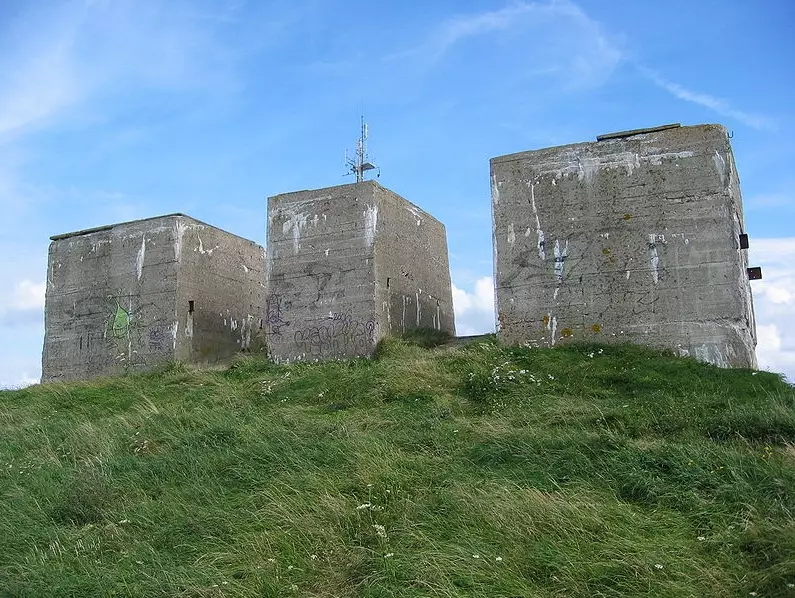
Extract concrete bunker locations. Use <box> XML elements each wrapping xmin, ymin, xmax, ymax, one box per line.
<box><xmin>42</xmin><ymin>214</ymin><xmax>266</xmax><ymax>382</ymax></box>
<box><xmin>265</xmin><ymin>180</ymin><xmax>456</xmax><ymax>362</ymax></box>
<box><xmin>490</xmin><ymin>123</ymin><xmax>757</xmax><ymax>368</ymax></box>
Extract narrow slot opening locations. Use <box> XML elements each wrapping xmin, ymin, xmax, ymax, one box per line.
<box><xmin>188</xmin><ymin>300</ymin><xmax>195</xmax><ymax>313</ymax></box>
<box><xmin>386</xmin><ymin>277</ymin><xmax>391</xmax><ymax>288</ymax></box>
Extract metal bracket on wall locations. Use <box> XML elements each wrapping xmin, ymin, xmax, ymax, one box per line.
<box><xmin>739</xmin><ymin>233</ymin><xmax>749</xmax><ymax>249</ymax></box>
<box><xmin>747</xmin><ymin>267</ymin><xmax>762</xmax><ymax>280</ymax></box>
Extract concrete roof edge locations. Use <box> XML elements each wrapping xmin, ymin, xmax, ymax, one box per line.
<box><xmin>268</xmin><ymin>179</ymin><xmax>378</xmax><ymax>201</ymax></box>
<box><xmin>489</xmin><ymin>123</ymin><xmax>726</xmax><ymax>165</ymax></box>
<box><xmin>50</xmin><ymin>213</ymin><xmax>263</xmax><ymax>249</ymax></box>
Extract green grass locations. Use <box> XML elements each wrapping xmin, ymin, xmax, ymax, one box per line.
<box><xmin>1</xmin><ymin>337</ymin><xmax>793</xmax><ymax>597</ymax></box>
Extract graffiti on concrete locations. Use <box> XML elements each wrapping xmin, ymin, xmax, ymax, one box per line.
<box><xmin>105</xmin><ymin>293</ymin><xmax>167</xmax><ymax>368</ymax></box>
<box><xmin>265</xmin><ymin>294</ymin><xmax>290</xmax><ymax>338</ymax></box>
<box><xmin>294</xmin><ymin>312</ymin><xmax>376</xmax><ymax>357</ymax></box>
<box><xmin>148</xmin><ymin>326</ymin><xmax>166</xmax><ymax>350</ymax></box>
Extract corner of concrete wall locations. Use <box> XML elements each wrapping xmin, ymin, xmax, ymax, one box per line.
<box><xmin>42</xmin><ymin>216</ymin><xmax>182</xmax><ymax>382</ymax></box>
<box><xmin>372</xmin><ymin>185</ymin><xmax>456</xmax><ymax>338</ymax></box>
<box><xmin>174</xmin><ymin>215</ymin><xmax>267</xmax><ymax>365</ymax></box>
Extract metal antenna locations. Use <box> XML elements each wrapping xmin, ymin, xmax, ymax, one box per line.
<box><xmin>345</xmin><ymin>115</ymin><xmax>378</xmax><ymax>182</ymax></box>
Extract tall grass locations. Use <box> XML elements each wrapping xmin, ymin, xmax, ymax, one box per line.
<box><xmin>0</xmin><ymin>339</ymin><xmax>793</xmax><ymax>597</ymax></box>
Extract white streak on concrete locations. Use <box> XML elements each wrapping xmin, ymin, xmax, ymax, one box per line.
<box><xmin>491</xmin><ymin>174</ymin><xmax>500</xmax><ymax>205</ymax></box>
<box><xmin>507</xmin><ymin>224</ymin><xmax>516</xmax><ymax>245</ymax></box>
<box><xmin>364</xmin><ymin>205</ymin><xmax>378</xmax><ymax>246</ymax></box>
<box><xmin>626</xmin><ymin>270</ymin><xmax>631</xmax><ymax>280</ymax></box>
<box><xmin>185</xmin><ymin>312</ymin><xmax>193</xmax><ymax>338</ymax></box>
<box><xmin>404</xmin><ymin>204</ymin><xmax>424</xmax><ymax>226</ymax></box>
<box><xmin>136</xmin><ymin>236</ymin><xmax>146</xmax><ymax>280</ymax></box>
<box><xmin>554</xmin><ymin>239</ymin><xmax>567</xmax><ymax>282</ymax></box>
<box><xmin>553</xmin><ymin>287</ymin><xmax>559</xmax><ymax>300</ymax></box>
<box><xmin>713</xmin><ymin>150</ymin><xmax>727</xmax><ymax>186</ymax></box>
<box><xmin>174</xmin><ymin>220</ymin><xmax>188</xmax><ymax>262</ymax></box>
<box><xmin>649</xmin><ymin>234</ymin><xmax>660</xmax><ymax>283</ymax></box>
<box><xmin>283</xmin><ymin>211</ymin><xmax>310</xmax><ymax>254</ymax></box>
<box><xmin>529</xmin><ymin>182</ymin><xmax>546</xmax><ymax>260</ymax></box>
<box><xmin>416</xmin><ymin>291</ymin><xmax>421</xmax><ymax>326</ymax></box>
<box><xmin>540</xmin><ymin>150</ymin><xmax>692</xmax><ymax>181</ymax></box>
<box><xmin>646</xmin><ymin>151</ymin><xmax>693</xmax><ymax>166</ymax></box>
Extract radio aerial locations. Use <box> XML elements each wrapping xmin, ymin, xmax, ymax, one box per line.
<box><xmin>345</xmin><ymin>116</ymin><xmax>379</xmax><ymax>182</ymax></box>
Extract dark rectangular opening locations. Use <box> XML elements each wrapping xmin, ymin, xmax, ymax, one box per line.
<box><xmin>188</xmin><ymin>300</ymin><xmax>195</xmax><ymax>313</ymax></box>
<box><xmin>747</xmin><ymin>267</ymin><xmax>762</xmax><ymax>280</ymax></box>
<box><xmin>739</xmin><ymin>233</ymin><xmax>749</xmax><ymax>249</ymax></box>
<box><xmin>386</xmin><ymin>277</ymin><xmax>391</xmax><ymax>288</ymax></box>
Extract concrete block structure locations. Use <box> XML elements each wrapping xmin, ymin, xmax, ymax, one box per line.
<box><xmin>266</xmin><ymin>180</ymin><xmax>455</xmax><ymax>362</ymax></box>
<box><xmin>42</xmin><ymin>214</ymin><xmax>266</xmax><ymax>382</ymax></box>
<box><xmin>491</xmin><ymin>123</ymin><xmax>756</xmax><ymax>368</ymax></box>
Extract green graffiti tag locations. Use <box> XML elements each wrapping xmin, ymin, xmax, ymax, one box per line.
<box><xmin>110</xmin><ymin>299</ymin><xmax>131</xmax><ymax>339</ymax></box>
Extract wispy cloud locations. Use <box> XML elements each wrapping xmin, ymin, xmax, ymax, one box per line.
<box><xmin>0</xmin><ymin>0</ymin><xmax>261</xmax><ymax>141</ymax></box>
<box><xmin>390</xmin><ymin>0</ymin><xmax>622</xmax><ymax>90</ymax></box>
<box><xmin>640</xmin><ymin>67</ymin><xmax>777</xmax><ymax>131</ymax></box>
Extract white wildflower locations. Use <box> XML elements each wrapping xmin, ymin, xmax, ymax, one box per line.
<box><xmin>356</xmin><ymin>502</ymin><xmax>372</xmax><ymax>510</ymax></box>
<box><xmin>654</xmin><ymin>563</ymin><xmax>663</xmax><ymax>569</ymax></box>
<box><xmin>697</xmin><ymin>536</ymin><xmax>706</xmax><ymax>541</ymax></box>
<box><xmin>372</xmin><ymin>524</ymin><xmax>388</xmax><ymax>539</ymax></box>
<box><xmin>495</xmin><ymin>556</ymin><xmax>503</xmax><ymax>562</ymax></box>
<box><xmin>384</xmin><ymin>553</ymin><xmax>394</xmax><ymax>558</ymax></box>
<box><xmin>472</xmin><ymin>554</ymin><xmax>480</xmax><ymax>559</ymax></box>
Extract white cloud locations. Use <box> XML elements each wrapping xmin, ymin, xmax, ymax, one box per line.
<box><xmin>640</xmin><ymin>67</ymin><xmax>776</xmax><ymax>132</ymax></box>
<box><xmin>394</xmin><ymin>0</ymin><xmax>622</xmax><ymax>89</ymax></box>
<box><xmin>0</xmin><ymin>0</ymin><xmax>250</xmax><ymax>141</ymax></box>
<box><xmin>0</xmin><ymin>279</ymin><xmax>46</xmax><ymax>330</ymax></box>
<box><xmin>452</xmin><ymin>276</ymin><xmax>496</xmax><ymax>336</ymax></box>
<box><xmin>11</xmin><ymin>280</ymin><xmax>46</xmax><ymax>311</ymax></box>
<box><xmin>749</xmin><ymin>238</ymin><xmax>795</xmax><ymax>382</ymax></box>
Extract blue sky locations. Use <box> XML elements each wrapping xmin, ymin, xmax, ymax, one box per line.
<box><xmin>1</xmin><ymin>0</ymin><xmax>793</xmax><ymax>386</ymax></box>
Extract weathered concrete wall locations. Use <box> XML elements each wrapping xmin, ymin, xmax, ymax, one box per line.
<box><xmin>174</xmin><ymin>218</ymin><xmax>267</xmax><ymax>364</ymax></box>
<box><xmin>266</xmin><ymin>183</ymin><xmax>379</xmax><ymax>362</ymax></box>
<box><xmin>266</xmin><ymin>181</ymin><xmax>455</xmax><ymax>363</ymax></box>
<box><xmin>42</xmin><ymin>214</ymin><xmax>266</xmax><ymax>382</ymax></box>
<box><xmin>491</xmin><ymin>123</ymin><xmax>756</xmax><ymax>368</ymax></box>
<box><xmin>372</xmin><ymin>185</ymin><xmax>456</xmax><ymax>336</ymax></box>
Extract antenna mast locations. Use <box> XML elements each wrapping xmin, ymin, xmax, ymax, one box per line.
<box><xmin>345</xmin><ymin>116</ymin><xmax>378</xmax><ymax>182</ymax></box>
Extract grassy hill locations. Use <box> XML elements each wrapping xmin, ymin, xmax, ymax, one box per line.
<box><xmin>1</xmin><ymin>336</ymin><xmax>794</xmax><ymax>597</ymax></box>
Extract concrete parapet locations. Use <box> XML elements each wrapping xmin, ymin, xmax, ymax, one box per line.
<box><xmin>490</xmin><ymin>123</ymin><xmax>757</xmax><ymax>368</ymax></box>
<box><xmin>266</xmin><ymin>181</ymin><xmax>455</xmax><ymax>362</ymax></box>
<box><xmin>42</xmin><ymin>214</ymin><xmax>266</xmax><ymax>382</ymax></box>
